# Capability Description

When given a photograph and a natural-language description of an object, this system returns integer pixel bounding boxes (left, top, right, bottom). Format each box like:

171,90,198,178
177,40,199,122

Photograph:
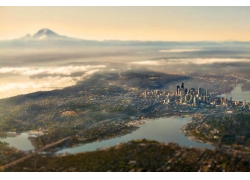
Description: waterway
56,117,214,154
220,84,250,102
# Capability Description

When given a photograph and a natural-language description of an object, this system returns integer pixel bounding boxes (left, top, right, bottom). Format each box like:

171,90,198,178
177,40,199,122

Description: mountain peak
36,28,56,35
19,28,76,41
32,28,59,40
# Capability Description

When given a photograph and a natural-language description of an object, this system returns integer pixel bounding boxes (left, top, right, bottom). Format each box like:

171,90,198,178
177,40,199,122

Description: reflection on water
220,84,250,102
56,117,214,154
0,133,34,151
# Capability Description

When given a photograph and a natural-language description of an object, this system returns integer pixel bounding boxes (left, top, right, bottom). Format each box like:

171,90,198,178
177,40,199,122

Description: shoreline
180,116,215,147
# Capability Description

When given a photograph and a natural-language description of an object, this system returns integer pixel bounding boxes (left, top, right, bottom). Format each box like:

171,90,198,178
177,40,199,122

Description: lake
56,117,214,154
0,118,215,154
220,84,250,102
0,133,34,151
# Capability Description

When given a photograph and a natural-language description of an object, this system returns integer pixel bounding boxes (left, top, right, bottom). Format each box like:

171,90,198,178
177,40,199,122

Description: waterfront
56,117,214,154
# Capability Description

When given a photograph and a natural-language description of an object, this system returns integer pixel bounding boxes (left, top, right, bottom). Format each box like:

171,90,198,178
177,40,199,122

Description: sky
0,6,250,41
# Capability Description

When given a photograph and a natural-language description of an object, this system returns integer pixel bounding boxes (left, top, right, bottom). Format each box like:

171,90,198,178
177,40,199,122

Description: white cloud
166,58,250,65
0,68,101,98
130,60,160,66
159,49,201,53
130,58,250,67
0,65,106,76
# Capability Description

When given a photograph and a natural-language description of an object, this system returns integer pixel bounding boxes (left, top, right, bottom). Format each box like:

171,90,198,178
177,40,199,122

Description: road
0,136,71,171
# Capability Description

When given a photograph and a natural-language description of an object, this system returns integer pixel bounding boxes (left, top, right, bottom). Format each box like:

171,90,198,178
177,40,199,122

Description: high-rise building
190,88,195,95
177,85,180,95
180,96,183,104
181,82,184,89
193,97,197,106
184,88,188,95
198,87,201,96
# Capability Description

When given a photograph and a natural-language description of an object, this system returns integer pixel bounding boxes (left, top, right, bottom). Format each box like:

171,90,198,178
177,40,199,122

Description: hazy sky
1,6,250,41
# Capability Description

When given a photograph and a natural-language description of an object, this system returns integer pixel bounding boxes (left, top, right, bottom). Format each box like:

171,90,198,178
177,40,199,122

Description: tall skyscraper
185,95,188,102
184,88,188,95
193,96,196,106
198,87,201,96
181,82,184,89
205,90,208,102
177,85,180,95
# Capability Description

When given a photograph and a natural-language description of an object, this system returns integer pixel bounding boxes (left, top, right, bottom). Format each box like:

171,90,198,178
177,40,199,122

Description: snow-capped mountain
20,28,70,40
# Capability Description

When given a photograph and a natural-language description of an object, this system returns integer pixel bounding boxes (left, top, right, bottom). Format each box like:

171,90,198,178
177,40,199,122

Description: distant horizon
1,7,250,41
1,28,250,43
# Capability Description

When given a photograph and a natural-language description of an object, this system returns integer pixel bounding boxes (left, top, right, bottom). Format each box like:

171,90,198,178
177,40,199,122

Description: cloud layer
0,65,105,76
131,58,250,66
159,49,201,53
0,65,105,98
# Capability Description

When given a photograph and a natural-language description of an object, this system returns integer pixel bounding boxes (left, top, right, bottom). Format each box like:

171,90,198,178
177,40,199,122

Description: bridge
0,136,71,171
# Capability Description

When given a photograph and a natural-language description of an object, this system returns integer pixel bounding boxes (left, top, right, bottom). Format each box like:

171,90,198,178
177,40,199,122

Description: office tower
176,85,181,95
190,88,195,95
198,87,201,96
205,90,208,99
193,96,196,106
184,88,188,95
177,85,180,95
181,82,184,89
196,95,200,104
203,95,206,102
190,95,193,103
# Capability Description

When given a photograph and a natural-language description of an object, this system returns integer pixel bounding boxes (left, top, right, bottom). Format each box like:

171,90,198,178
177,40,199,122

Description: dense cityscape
0,70,250,172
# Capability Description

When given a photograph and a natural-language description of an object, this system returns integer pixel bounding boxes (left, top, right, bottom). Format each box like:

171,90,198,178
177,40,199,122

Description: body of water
0,133,34,151
56,117,214,154
220,84,250,102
